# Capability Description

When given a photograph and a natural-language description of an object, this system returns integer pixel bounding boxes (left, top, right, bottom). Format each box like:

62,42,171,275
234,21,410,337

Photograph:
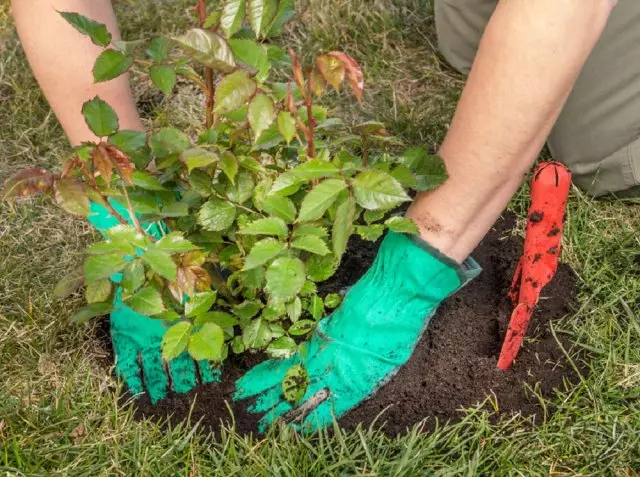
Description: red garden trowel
497,162,572,370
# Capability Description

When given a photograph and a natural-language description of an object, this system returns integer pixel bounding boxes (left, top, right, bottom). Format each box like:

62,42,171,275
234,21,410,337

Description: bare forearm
408,0,616,262
12,0,143,146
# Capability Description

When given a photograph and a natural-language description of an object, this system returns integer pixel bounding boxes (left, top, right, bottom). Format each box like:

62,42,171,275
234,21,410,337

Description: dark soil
97,213,579,436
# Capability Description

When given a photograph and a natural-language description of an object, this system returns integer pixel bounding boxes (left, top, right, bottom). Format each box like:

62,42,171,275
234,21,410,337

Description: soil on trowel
97,213,580,436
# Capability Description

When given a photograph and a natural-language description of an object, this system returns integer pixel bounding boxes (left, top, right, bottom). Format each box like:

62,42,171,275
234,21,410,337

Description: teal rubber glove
88,200,220,404
234,231,482,433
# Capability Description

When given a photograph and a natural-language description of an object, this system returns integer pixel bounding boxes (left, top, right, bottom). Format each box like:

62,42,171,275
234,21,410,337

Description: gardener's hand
234,231,481,433
88,200,219,404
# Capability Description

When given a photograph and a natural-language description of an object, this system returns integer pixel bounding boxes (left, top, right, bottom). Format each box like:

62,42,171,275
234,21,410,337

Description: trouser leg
434,0,640,197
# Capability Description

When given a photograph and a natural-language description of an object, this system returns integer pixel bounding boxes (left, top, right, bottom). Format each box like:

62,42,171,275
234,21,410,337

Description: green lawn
2,0,640,474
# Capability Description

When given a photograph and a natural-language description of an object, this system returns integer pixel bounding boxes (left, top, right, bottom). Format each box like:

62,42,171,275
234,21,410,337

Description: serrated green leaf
146,36,170,62
287,319,315,336
248,94,275,141
219,151,239,184
214,70,257,113
82,97,119,137
86,279,112,304
150,128,191,158
54,179,90,216
364,209,386,224
389,165,416,188
265,0,295,37
185,291,217,318
266,336,297,358
238,217,288,238
87,240,135,256
71,303,113,324
194,311,238,329
308,295,324,320
324,293,341,309
174,28,236,72
182,148,218,173
226,171,254,203
189,169,214,197
143,248,177,280
203,11,222,29
53,267,85,299
84,253,127,283
277,111,296,144
126,286,165,315
232,336,245,354
162,321,193,361
243,317,270,348
293,224,327,239
415,154,449,192
262,195,296,223
385,216,419,234
161,201,190,217
188,323,225,361
249,0,278,38
243,238,285,270
233,300,262,320
332,194,356,259
352,170,410,210
197,198,237,232
229,38,269,81
306,253,338,282
221,0,246,37
59,11,111,47
93,49,133,83
297,179,347,222
108,130,147,153
150,65,177,94
286,296,302,322
291,235,330,256
121,260,145,293
282,364,309,403
155,233,200,253
291,159,339,180
266,257,305,304
356,224,385,241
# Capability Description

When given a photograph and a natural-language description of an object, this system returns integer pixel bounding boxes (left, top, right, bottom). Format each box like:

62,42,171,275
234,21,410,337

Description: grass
2,0,640,474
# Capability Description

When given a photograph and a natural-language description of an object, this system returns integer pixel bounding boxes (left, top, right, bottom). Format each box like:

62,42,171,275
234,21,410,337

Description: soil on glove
97,213,579,436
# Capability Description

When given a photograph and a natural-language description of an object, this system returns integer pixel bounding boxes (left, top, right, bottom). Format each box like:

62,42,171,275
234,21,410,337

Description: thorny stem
196,0,216,128
121,183,157,242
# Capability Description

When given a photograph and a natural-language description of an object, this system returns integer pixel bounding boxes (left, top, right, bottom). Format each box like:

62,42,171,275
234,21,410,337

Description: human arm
407,0,617,263
11,0,143,146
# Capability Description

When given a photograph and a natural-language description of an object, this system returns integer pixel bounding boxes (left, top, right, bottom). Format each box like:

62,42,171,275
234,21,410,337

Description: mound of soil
98,213,579,436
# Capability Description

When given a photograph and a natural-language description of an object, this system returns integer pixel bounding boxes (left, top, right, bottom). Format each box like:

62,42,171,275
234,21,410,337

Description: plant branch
305,80,316,158
213,192,265,217
196,0,216,128
121,184,157,242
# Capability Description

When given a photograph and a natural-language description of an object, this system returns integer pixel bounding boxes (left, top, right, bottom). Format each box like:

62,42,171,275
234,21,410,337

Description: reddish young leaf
309,69,325,97
2,168,54,201
192,266,212,292
104,144,135,184
93,145,113,185
289,49,306,96
168,280,184,304
177,265,197,297
60,157,82,179
285,83,298,114
328,51,364,101
316,55,344,92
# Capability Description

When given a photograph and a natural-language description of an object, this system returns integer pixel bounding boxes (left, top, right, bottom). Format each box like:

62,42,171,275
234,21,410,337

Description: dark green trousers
435,0,640,197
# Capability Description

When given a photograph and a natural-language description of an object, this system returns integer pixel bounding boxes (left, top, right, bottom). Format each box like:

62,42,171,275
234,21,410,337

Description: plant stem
213,192,265,217
121,184,157,242
305,81,315,158
196,0,216,128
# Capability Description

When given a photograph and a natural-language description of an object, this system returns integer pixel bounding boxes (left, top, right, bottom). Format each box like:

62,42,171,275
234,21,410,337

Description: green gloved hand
233,231,481,433
88,200,220,404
